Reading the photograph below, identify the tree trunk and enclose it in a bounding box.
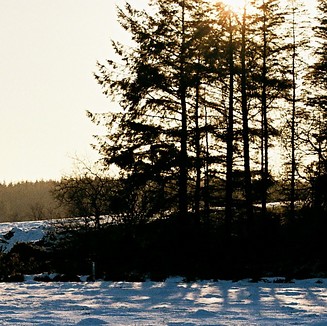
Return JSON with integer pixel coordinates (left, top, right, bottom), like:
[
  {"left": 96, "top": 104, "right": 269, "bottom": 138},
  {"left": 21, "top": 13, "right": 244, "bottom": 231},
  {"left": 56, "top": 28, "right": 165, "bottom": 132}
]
[
  {"left": 194, "top": 71, "right": 201, "bottom": 219},
  {"left": 225, "top": 13, "right": 234, "bottom": 237},
  {"left": 204, "top": 99, "right": 210, "bottom": 220},
  {"left": 290, "top": 4, "right": 296, "bottom": 220},
  {"left": 241, "top": 5, "right": 254, "bottom": 224},
  {"left": 179, "top": 0, "right": 188, "bottom": 220},
  {"left": 261, "top": 0, "right": 268, "bottom": 219}
]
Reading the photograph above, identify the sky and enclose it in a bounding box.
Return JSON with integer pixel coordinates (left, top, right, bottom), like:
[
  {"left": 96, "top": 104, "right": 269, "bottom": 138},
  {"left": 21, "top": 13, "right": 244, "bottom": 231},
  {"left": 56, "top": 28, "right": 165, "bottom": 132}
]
[
  {"left": 0, "top": 0, "right": 317, "bottom": 183},
  {"left": 0, "top": 0, "right": 147, "bottom": 183}
]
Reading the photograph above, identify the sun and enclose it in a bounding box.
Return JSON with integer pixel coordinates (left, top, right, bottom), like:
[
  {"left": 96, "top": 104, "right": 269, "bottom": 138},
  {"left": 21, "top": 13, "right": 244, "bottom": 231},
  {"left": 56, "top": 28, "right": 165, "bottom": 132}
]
[
  {"left": 226, "top": 0, "right": 245, "bottom": 9},
  {"left": 218, "top": 0, "right": 246, "bottom": 14}
]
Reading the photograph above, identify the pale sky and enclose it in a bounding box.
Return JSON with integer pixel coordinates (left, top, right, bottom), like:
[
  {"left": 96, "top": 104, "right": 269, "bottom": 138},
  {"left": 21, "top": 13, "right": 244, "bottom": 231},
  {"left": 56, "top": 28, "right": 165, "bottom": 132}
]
[
  {"left": 0, "top": 0, "right": 147, "bottom": 183},
  {"left": 0, "top": 0, "right": 316, "bottom": 183}
]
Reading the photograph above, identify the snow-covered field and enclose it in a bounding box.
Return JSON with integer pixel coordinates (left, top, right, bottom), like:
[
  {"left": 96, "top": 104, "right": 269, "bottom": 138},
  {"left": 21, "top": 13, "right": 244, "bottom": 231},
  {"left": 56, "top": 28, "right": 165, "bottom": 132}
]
[
  {"left": 0, "top": 220, "right": 326, "bottom": 325},
  {"left": 0, "top": 277, "right": 326, "bottom": 325}
]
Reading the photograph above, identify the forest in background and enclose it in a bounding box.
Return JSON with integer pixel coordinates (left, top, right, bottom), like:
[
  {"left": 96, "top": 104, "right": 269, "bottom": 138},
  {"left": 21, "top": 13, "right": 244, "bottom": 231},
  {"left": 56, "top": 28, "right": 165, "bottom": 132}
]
[{"left": 0, "top": 181, "right": 67, "bottom": 223}]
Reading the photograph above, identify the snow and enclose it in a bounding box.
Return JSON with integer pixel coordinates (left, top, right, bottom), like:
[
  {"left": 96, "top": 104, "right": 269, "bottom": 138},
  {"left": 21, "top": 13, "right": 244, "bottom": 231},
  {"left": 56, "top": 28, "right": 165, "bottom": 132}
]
[
  {"left": 0, "top": 220, "right": 47, "bottom": 253},
  {"left": 0, "top": 220, "right": 326, "bottom": 325},
  {"left": 0, "top": 277, "right": 325, "bottom": 325}
]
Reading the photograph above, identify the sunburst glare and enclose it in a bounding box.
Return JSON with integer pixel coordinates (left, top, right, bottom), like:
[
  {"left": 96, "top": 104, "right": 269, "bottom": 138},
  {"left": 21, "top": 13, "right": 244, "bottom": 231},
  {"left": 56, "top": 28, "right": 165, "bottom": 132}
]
[{"left": 211, "top": 0, "right": 247, "bottom": 14}]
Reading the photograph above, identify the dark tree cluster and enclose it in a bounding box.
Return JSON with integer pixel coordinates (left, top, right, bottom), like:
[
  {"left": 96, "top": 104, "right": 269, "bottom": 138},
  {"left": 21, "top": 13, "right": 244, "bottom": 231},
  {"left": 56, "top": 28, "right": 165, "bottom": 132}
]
[
  {"left": 90, "top": 0, "right": 326, "bottom": 225},
  {"left": 71, "top": 0, "right": 326, "bottom": 279}
]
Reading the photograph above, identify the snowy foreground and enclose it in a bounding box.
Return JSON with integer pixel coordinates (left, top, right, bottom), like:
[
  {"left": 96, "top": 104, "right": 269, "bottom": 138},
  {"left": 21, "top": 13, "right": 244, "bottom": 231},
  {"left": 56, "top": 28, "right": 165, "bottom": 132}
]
[
  {"left": 0, "top": 277, "right": 326, "bottom": 325},
  {"left": 0, "top": 221, "right": 326, "bottom": 325}
]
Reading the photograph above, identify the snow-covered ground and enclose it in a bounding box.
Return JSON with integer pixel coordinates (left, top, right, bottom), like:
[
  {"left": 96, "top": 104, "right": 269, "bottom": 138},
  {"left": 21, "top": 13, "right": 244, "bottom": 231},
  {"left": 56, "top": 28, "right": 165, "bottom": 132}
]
[
  {"left": 0, "top": 220, "right": 47, "bottom": 253},
  {"left": 0, "top": 277, "right": 326, "bottom": 325},
  {"left": 0, "top": 220, "right": 326, "bottom": 325}
]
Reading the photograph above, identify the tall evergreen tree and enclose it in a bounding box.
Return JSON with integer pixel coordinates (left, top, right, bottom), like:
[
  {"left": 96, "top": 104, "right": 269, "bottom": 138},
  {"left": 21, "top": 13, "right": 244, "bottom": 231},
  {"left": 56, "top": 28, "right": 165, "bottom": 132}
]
[
  {"left": 308, "top": 0, "right": 327, "bottom": 170},
  {"left": 225, "top": 7, "right": 237, "bottom": 235},
  {"left": 91, "top": 0, "right": 224, "bottom": 222},
  {"left": 290, "top": 1, "right": 297, "bottom": 219},
  {"left": 306, "top": 0, "right": 327, "bottom": 208},
  {"left": 240, "top": 3, "right": 254, "bottom": 223},
  {"left": 281, "top": 0, "right": 309, "bottom": 218},
  {"left": 253, "top": 0, "right": 290, "bottom": 218}
]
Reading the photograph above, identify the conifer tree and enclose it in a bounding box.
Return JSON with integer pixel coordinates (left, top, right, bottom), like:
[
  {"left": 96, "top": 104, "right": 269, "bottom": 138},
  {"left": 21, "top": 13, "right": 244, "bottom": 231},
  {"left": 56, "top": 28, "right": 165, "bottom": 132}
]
[
  {"left": 281, "top": 0, "right": 309, "bottom": 219},
  {"left": 91, "top": 0, "right": 224, "bottom": 222},
  {"left": 306, "top": 0, "right": 327, "bottom": 208},
  {"left": 240, "top": 2, "right": 254, "bottom": 223},
  {"left": 308, "top": 0, "right": 327, "bottom": 171},
  {"left": 225, "top": 7, "right": 237, "bottom": 235},
  {"left": 251, "top": 0, "right": 291, "bottom": 217}
]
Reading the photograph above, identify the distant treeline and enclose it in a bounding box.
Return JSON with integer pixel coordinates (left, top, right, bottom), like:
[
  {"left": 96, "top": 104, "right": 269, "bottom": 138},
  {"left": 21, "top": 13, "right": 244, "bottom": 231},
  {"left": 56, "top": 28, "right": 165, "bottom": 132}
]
[{"left": 0, "top": 181, "right": 67, "bottom": 223}]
